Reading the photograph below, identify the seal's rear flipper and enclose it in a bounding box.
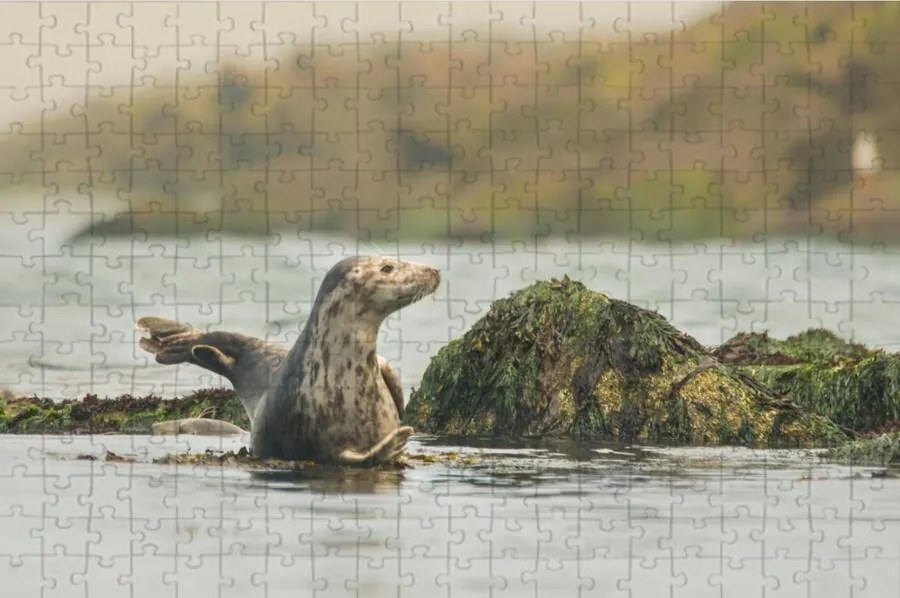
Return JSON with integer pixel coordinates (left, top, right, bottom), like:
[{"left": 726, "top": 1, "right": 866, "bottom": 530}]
[
  {"left": 137, "top": 317, "right": 201, "bottom": 364},
  {"left": 137, "top": 317, "right": 193, "bottom": 338},
  {"left": 137, "top": 318, "right": 233, "bottom": 378},
  {"left": 136, "top": 318, "right": 269, "bottom": 374},
  {"left": 191, "top": 345, "right": 236, "bottom": 380},
  {"left": 136, "top": 316, "right": 288, "bottom": 422},
  {"left": 337, "top": 426, "right": 414, "bottom": 465}
]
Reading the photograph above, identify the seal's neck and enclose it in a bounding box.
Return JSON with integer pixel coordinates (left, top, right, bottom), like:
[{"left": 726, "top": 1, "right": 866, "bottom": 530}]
[
  {"left": 302, "top": 299, "right": 384, "bottom": 368},
  {"left": 318, "top": 316, "right": 379, "bottom": 351}
]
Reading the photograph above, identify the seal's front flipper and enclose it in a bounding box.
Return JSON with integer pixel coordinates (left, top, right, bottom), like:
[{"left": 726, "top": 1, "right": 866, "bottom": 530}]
[
  {"left": 378, "top": 356, "right": 404, "bottom": 416},
  {"left": 337, "top": 426, "right": 414, "bottom": 465}
]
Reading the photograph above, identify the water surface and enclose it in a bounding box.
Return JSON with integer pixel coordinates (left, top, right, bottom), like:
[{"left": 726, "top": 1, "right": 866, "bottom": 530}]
[
  {"left": 2, "top": 218, "right": 899, "bottom": 596},
  {"left": 2, "top": 434, "right": 897, "bottom": 597}
]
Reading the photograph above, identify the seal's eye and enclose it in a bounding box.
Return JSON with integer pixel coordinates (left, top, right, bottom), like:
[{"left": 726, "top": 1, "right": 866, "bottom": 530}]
[{"left": 380, "top": 264, "right": 394, "bottom": 274}]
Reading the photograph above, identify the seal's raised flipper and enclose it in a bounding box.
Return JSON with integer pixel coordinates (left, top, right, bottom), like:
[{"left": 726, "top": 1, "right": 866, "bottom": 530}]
[
  {"left": 138, "top": 317, "right": 211, "bottom": 368},
  {"left": 377, "top": 356, "right": 404, "bottom": 416},
  {"left": 336, "top": 425, "right": 414, "bottom": 465},
  {"left": 191, "top": 345, "right": 237, "bottom": 379},
  {"left": 137, "top": 316, "right": 288, "bottom": 419}
]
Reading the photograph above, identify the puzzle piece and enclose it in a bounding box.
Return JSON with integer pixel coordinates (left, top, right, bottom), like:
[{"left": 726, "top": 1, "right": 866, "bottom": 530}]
[{"left": 1, "top": 2, "right": 899, "bottom": 596}]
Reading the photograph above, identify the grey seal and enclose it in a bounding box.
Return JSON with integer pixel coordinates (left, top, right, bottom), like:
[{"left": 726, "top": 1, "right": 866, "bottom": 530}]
[{"left": 138, "top": 256, "right": 440, "bottom": 465}]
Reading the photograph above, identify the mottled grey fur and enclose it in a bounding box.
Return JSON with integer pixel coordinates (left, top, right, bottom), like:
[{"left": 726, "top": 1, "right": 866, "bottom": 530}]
[
  {"left": 251, "top": 256, "right": 440, "bottom": 463},
  {"left": 137, "top": 255, "right": 439, "bottom": 465}
]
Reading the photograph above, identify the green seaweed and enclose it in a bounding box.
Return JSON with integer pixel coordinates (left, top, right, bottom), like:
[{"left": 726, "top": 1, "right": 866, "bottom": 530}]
[
  {"left": 825, "top": 432, "right": 900, "bottom": 466},
  {"left": 0, "top": 389, "right": 247, "bottom": 435},
  {"left": 405, "top": 277, "right": 843, "bottom": 446},
  {"left": 4, "top": 401, "right": 73, "bottom": 433},
  {"left": 714, "top": 329, "right": 870, "bottom": 365},
  {"left": 717, "top": 330, "right": 900, "bottom": 433}
]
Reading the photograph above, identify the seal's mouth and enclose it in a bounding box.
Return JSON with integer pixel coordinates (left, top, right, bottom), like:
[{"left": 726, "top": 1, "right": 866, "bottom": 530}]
[{"left": 356, "top": 262, "right": 441, "bottom": 317}]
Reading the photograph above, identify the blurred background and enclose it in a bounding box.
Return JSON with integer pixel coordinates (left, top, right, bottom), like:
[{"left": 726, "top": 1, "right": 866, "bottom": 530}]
[{"left": 2, "top": 1, "right": 900, "bottom": 399}]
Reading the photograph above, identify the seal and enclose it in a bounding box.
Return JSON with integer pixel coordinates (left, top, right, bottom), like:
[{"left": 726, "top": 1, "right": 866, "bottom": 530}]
[{"left": 137, "top": 256, "right": 440, "bottom": 465}]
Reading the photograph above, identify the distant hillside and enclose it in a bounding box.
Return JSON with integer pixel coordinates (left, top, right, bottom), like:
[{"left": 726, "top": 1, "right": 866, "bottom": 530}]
[{"left": 3, "top": 1, "right": 899, "bottom": 243}]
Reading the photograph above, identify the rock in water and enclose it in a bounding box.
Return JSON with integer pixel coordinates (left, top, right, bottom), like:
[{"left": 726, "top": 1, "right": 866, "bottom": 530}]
[
  {"left": 405, "top": 277, "right": 844, "bottom": 446},
  {"left": 151, "top": 417, "right": 248, "bottom": 436},
  {"left": 715, "top": 329, "right": 900, "bottom": 434}
]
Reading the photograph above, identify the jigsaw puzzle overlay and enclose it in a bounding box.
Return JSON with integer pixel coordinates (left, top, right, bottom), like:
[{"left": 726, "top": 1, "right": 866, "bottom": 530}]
[{"left": 0, "top": 2, "right": 898, "bottom": 596}]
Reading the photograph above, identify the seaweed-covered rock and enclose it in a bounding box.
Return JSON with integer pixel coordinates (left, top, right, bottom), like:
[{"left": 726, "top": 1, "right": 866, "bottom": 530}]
[
  {"left": 825, "top": 432, "right": 900, "bottom": 466},
  {"left": 0, "top": 389, "right": 246, "bottom": 434},
  {"left": 714, "top": 329, "right": 871, "bottom": 365},
  {"left": 404, "top": 277, "right": 843, "bottom": 446},
  {"left": 716, "top": 329, "right": 900, "bottom": 433}
]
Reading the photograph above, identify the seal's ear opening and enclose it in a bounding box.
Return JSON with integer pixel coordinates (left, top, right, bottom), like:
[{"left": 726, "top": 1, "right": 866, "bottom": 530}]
[{"left": 191, "top": 345, "right": 236, "bottom": 380}]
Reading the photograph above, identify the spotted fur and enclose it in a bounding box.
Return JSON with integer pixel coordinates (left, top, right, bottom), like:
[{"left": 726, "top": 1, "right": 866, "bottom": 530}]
[
  {"left": 251, "top": 256, "right": 440, "bottom": 464},
  {"left": 137, "top": 256, "right": 440, "bottom": 465}
]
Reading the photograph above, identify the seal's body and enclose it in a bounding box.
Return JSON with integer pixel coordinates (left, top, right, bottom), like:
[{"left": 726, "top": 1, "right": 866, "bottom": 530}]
[
  {"left": 138, "top": 256, "right": 439, "bottom": 465},
  {"left": 252, "top": 256, "right": 439, "bottom": 463}
]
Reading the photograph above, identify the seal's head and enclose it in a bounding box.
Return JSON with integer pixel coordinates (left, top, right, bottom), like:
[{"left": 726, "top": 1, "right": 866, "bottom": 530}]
[{"left": 314, "top": 256, "right": 440, "bottom": 324}]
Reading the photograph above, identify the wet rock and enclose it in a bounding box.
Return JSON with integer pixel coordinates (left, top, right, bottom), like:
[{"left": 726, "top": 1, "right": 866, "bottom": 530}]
[
  {"left": 404, "top": 277, "right": 844, "bottom": 447},
  {"left": 825, "top": 432, "right": 900, "bottom": 466},
  {"left": 151, "top": 417, "right": 248, "bottom": 436},
  {"left": 717, "top": 329, "right": 900, "bottom": 433}
]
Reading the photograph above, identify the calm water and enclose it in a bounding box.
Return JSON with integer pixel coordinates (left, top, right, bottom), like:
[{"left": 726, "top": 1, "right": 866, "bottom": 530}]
[
  {"left": 2, "top": 434, "right": 898, "bottom": 597},
  {"left": 2, "top": 215, "right": 900, "bottom": 596}
]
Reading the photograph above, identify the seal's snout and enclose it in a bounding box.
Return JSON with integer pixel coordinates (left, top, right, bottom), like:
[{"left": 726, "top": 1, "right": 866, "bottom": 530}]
[
  {"left": 394, "top": 263, "right": 440, "bottom": 306},
  {"left": 427, "top": 267, "right": 441, "bottom": 292}
]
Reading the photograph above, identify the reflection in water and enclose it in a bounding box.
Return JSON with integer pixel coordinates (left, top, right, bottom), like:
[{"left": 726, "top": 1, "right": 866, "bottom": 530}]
[
  {"left": 248, "top": 465, "right": 407, "bottom": 495},
  {"left": 414, "top": 436, "right": 676, "bottom": 495},
  {"left": 2, "top": 434, "right": 898, "bottom": 597}
]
